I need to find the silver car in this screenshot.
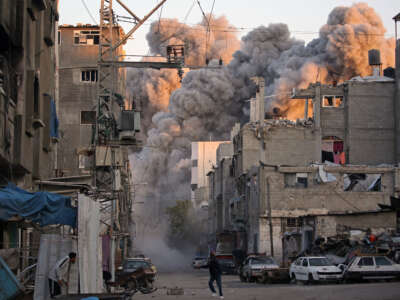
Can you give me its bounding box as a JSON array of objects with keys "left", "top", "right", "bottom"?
[{"left": 240, "top": 256, "right": 279, "bottom": 282}]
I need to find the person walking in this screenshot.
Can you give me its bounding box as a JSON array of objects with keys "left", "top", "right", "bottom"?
[
  {"left": 208, "top": 251, "right": 223, "bottom": 299},
  {"left": 48, "top": 252, "right": 77, "bottom": 298}
]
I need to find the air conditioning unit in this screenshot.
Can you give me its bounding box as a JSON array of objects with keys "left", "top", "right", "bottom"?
[{"left": 118, "top": 110, "right": 140, "bottom": 132}]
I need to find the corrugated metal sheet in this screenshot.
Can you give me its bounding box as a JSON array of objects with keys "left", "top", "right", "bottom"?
[
  {"left": 33, "top": 234, "right": 78, "bottom": 300},
  {"left": 78, "top": 194, "right": 103, "bottom": 293}
]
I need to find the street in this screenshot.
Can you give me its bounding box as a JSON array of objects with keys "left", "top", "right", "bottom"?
[{"left": 132, "top": 269, "right": 400, "bottom": 300}]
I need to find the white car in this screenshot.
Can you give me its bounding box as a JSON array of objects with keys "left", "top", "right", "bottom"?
[
  {"left": 342, "top": 255, "right": 400, "bottom": 282},
  {"left": 192, "top": 256, "right": 208, "bottom": 269},
  {"left": 240, "top": 256, "right": 279, "bottom": 282},
  {"left": 290, "top": 256, "right": 343, "bottom": 283}
]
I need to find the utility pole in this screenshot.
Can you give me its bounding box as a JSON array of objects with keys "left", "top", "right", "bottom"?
[{"left": 95, "top": 0, "right": 174, "bottom": 281}]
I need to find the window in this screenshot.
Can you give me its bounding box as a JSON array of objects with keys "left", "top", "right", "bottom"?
[
  {"left": 322, "top": 96, "right": 343, "bottom": 108},
  {"left": 358, "top": 257, "right": 374, "bottom": 266},
  {"left": 343, "top": 173, "right": 382, "bottom": 192},
  {"left": 80, "top": 111, "right": 96, "bottom": 125},
  {"left": 192, "top": 159, "right": 198, "bottom": 167},
  {"left": 58, "top": 31, "right": 61, "bottom": 44},
  {"left": 309, "top": 258, "right": 332, "bottom": 266},
  {"left": 73, "top": 30, "right": 100, "bottom": 45},
  {"left": 302, "top": 259, "right": 308, "bottom": 267},
  {"left": 81, "top": 70, "right": 98, "bottom": 82},
  {"left": 79, "top": 154, "right": 91, "bottom": 169},
  {"left": 322, "top": 137, "right": 345, "bottom": 164},
  {"left": 285, "top": 173, "right": 308, "bottom": 188},
  {"left": 287, "top": 218, "right": 296, "bottom": 227},
  {"left": 286, "top": 218, "right": 303, "bottom": 228},
  {"left": 375, "top": 257, "right": 393, "bottom": 266},
  {"left": 34, "top": 77, "right": 39, "bottom": 117},
  {"left": 295, "top": 258, "right": 302, "bottom": 266}
]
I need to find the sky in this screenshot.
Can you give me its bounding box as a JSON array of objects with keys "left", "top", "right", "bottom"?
[{"left": 59, "top": 0, "right": 399, "bottom": 58}]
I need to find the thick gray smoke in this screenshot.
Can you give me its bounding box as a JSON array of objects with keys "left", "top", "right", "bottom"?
[
  {"left": 127, "top": 15, "right": 240, "bottom": 134},
  {"left": 130, "top": 3, "right": 395, "bottom": 265}
]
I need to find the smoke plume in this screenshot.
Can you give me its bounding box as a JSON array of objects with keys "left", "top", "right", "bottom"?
[{"left": 130, "top": 3, "right": 395, "bottom": 262}]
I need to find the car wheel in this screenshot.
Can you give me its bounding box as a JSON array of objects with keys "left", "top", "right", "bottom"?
[
  {"left": 256, "top": 275, "right": 264, "bottom": 284},
  {"left": 307, "top": 273, "right": 314, "bottom": 285}
]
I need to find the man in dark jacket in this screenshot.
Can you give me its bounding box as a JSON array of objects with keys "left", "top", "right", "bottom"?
[{"left": 208, "top": 251, "right": 223, "bottom": 299}]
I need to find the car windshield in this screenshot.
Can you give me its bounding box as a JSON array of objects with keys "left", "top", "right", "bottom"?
[
  {"left": 308, "top": 258, "right": 332, "bottom": 266},
  {"left": 252, "top": 257, "right": 275, "bottom": 265},
  {"left": 124, "top": 260, "right": 149, "bottom": 269}
]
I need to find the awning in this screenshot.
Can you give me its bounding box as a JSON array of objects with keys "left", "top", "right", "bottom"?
[{"left": 0, "top": 184, "right": 77, "bottom": 227}]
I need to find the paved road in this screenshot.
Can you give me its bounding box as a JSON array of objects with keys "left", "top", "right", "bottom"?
[{"left": 132, "top": 269, "right": 400, "bottom": 300}]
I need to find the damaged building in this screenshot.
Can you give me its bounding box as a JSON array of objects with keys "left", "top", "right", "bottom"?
[
  {"left": 0, "top": 0, "right": 60, "bottom": 275},
  {"left": 208, "top": 43, "right": 400, "bottom": 264}
]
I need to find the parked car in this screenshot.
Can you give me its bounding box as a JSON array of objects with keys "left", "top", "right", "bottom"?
[
  {"left": 119, "top": 258, "right": 157, "bottom": 276},
  {"left": 341, "top": 255, "right": 400, "bottom": 282},
  {"left": 192, "top": 256, "right": 208, "bottom": 269},
  {"left": 290, "top": 256, "right": 343, "bottom": 283},
  {"left": 239, "top": 256, "right": 279, "bottom": 282},
  {"left": 216, "top": 255, "right": 236, "bottom": 274}
]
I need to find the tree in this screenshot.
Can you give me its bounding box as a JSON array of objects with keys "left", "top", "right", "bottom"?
[{"left": 165, "top": 200, "right": 200, "bottom": 248}]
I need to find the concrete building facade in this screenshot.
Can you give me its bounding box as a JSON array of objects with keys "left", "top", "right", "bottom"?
[
  {"left": 207, "top": 44, "right": 400, "bottom": 264},
  {"left": 57, "top": 24, "right": 126, "bottom": 176},
  {"left": 0, "top": 0, "right": 59, "bottom": 271},
  {"left": 191, "top": 141, "right": 228, "bottom": 206}
]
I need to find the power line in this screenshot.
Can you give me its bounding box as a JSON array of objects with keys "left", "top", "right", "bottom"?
[
  {"left": 81, "top": 0, "right": 98, "bottom": 25},
  {"left": 139, "top": 21, "right": 394, "bottom": 37},
  {"left": 184, "top": 0, "right": 197, "bottom": 23},
  {"left": 205, "top": 0, "right": 216, "bottom": 62}
]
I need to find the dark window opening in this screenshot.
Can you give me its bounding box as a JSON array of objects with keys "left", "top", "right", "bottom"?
[
  {"left": 322, "top": 96, "right": 343, "bottom": 108},
  {"left": 285, "top": 173, "right": 308, "bottom": 188},
  {"left": 74, "top": 30, "right": 100, "bottom": 45},
  {"left": 80, "top": 111, "right": 96, "bottom": 125},
  {"left": 287, "top": 218, "right": 296, "bottom": 227},
  {"left": 33, "top": 77, "right": 39, "bottom": 117},
  {"left": 81, "top": 70, "right": 98, "bottom": 82},
  {"left": 192, "top": 159, "right": 198, "bottom": 167},
  {"left": 343, "top": 173, "right": 382, "bottom": 192}
]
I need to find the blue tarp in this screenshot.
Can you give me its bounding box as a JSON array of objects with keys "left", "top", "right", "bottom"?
[
  {"left": 0, "top": 184, "right": 76, "bottom": 227},
  {"left": 50, "top": 99, "right": 59, "bottom": 138}
]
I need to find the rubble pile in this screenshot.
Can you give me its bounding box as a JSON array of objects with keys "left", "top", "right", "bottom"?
[
  {"left": 248, "top": 118, "right": 314, "bottom": 140},
  {"left": 301, "top": 230, "right": 400, "bottom": 265}
]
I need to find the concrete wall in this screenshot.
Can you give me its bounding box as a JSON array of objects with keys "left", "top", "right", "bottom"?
[
  {"left": 233, "top": 125, "right": 259, "bottom": 178},
  {"left": 245, "top": 165, "right": 398, "bottom": 260},
  {"left": 191, "top": 141, "right": 228, "bottom": 189},
  {"left": 316, "top": 212, "right": 397, "bottom": 238},
  {"left": 346, "top": 81, "right": 396, "bottom": 165},
  {"left": 260, "top": 166, "right": 394, "bottom": 215},
  {"left": 57, "top": 26, "right": 125, "bottom": 176},
  {"left": 263, "top": 127, "right": 318, "bottom": 166},
  {"left": 293, "top": 80, "right": 397, "bottom": 165},
  {"left": 220, "top": 158, "right": 235, "bottom": 230},
  {"left": 0, "top": 0, "right": 58, "bottom": 187}
]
